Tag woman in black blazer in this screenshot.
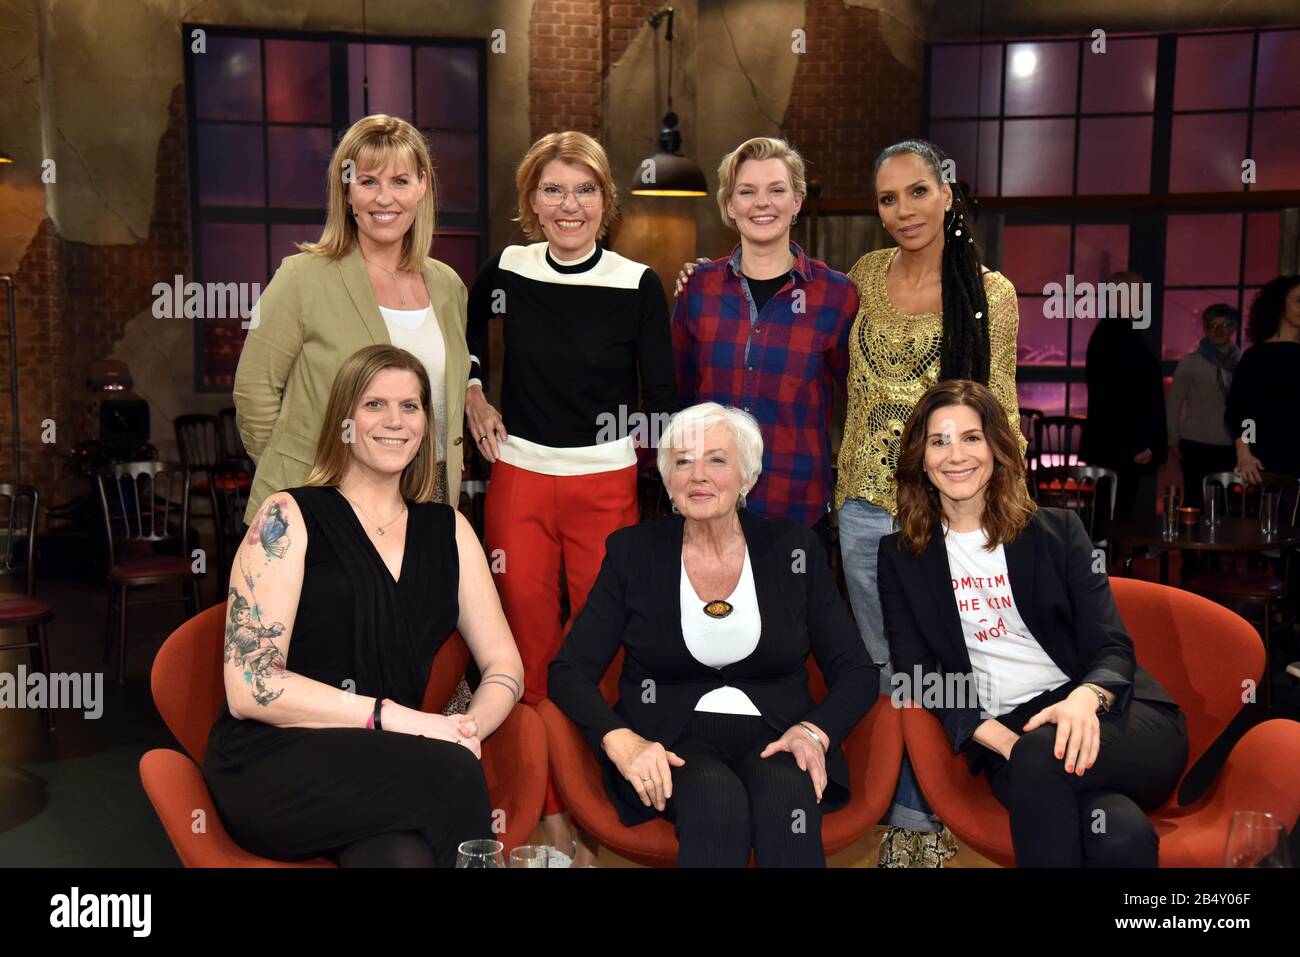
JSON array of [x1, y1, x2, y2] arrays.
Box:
[[548, 403, 877, 866], [877, 380, 1187, 867]]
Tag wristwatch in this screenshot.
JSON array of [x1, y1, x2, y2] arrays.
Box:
[[1081, 683, 1110, 714]]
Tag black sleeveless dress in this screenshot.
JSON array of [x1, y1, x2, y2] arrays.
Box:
[[203, 486, 492, 863]]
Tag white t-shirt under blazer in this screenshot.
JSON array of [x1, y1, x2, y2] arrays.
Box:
[[378, 305, 448, 463], [943, 525, 1070, 717]]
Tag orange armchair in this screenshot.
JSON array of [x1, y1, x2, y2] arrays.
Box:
[[903, 577, 1300, 867], [538, 654, 904, 867], [140, 603, 546, 866]]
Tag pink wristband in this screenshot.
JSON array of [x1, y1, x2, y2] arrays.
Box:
[[365, 711, 375, 730]]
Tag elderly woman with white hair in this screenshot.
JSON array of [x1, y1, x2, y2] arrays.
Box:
[[548, 402, 878, 866]]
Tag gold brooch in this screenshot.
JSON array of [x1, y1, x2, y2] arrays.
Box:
[[703, 600, 734, 619]]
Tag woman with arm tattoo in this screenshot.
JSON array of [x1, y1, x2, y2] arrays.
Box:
[[203, 344, 523, 867]]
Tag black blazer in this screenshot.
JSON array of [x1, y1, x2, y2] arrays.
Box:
[[548, 509, 878, 816], [877, 507, 1176, 764]]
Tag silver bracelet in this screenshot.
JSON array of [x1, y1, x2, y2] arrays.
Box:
[[798, 722, 826, 751]]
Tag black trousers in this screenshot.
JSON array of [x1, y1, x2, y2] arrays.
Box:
[[982, 684, 1188, 868], [654, 711, 824, 867], [1178, 439, 1237, 509]]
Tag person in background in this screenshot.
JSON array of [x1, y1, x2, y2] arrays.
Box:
[[1166, 303, 1241, 509], [464, 131, 676, 865], [879, 379, 1186, 868], [671, 137, 858, 555], [1226, 275, 1300, 484], [548, 403, 877, 866], [1225, 275, 1300, 686], [235, 114, 471, 522], [1079, 271, 1167, 518]]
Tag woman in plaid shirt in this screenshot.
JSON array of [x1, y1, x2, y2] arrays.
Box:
[[672, 137, 859, 557]]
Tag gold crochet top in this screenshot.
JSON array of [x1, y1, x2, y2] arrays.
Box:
[[835, 247, 1026, 515]]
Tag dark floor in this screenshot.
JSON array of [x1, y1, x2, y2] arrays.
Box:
[[1, 530, 1298, 867]]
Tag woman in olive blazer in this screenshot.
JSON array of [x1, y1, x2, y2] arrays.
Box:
[[235, 115, 471, 524]]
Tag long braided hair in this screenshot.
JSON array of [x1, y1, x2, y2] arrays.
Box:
[[872, 139, 991, 384]]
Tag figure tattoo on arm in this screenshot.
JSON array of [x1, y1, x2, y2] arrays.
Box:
[[224, 588, 288, 707], [225, 496, 294, 707]]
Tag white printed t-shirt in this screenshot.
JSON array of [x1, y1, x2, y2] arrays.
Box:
[[944, 526, 1069, 716]]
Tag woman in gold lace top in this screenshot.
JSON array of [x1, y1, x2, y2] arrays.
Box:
[[836, 140, 1025, 866]]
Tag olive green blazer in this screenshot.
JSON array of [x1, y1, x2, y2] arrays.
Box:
[[233, 244, 470, 524]]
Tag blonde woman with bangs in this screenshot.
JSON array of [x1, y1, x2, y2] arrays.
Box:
[[205, 344, 524, 867], [464, 131, 676, 863], [234, 114, 472, 526]]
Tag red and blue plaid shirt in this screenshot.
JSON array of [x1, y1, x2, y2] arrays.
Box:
[[671, 242, 858, 528]]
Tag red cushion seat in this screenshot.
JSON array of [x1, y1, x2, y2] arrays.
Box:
[[110, 555, 199, 583], [0, 596, 53, 623]]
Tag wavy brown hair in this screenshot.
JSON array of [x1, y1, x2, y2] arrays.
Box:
[[894, 380, 1034, 556], [303, 345, 439, 503]]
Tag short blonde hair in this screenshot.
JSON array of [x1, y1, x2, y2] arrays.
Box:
[[716, 137, 808, 231], [299, 115, 437, 274], [657, 403, 764, 489], [304, 345, 440, 503], [515, 131, 619, 241]]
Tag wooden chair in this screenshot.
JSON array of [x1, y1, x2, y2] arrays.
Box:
[[0, 483, 55, 730], [95, 462, 202, 685], [216, 407, 249, 461], [1019, 407, 1044, 478], [176, 413, 251, 577], [1183, 471, 1300, 707], [1034, 465, 1119, 552], [1033, 416, 1086, 470]]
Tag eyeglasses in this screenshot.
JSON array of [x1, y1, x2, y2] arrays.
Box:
[[537, 184, 602, 208], [1205, 321, 1234, 331]]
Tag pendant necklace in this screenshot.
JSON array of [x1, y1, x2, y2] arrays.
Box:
[[363, 256, 407, 306], [339, 490, 407, 536]]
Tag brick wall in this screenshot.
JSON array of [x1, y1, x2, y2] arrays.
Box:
[[783, 0, 923, 198], [604, 1, 663, 77], [528, 0, 605, 139], [2, 85, 190, 506]]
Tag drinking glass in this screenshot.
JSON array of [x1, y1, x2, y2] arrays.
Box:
[[1162, 485, 1181, 539], [1224, 811, 1292, 868], [1204, 483, 1226, 526], [1259, 489, 1281, 538], [508, 845, 550, 868], [455, 839, 505, 868]]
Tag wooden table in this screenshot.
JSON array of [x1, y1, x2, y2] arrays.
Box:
[[1104, 516, 1300, 583]]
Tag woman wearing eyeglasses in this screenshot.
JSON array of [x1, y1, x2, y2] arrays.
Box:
[[1166, 303, 1241, 509], [464, 131, 676, 865]]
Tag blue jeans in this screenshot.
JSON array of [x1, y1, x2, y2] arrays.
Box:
[[838, 498, 942, 833]]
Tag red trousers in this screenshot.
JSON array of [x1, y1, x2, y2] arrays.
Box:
[[485, 459, 638, 815]]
